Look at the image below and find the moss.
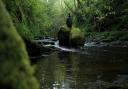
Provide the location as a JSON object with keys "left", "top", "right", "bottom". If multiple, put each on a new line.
{"left": 70, "top": 27, "right": 84, "bottom": 39}
{"left": 0, "top": 1, "right": 39, "bottom": 89}
{"left": 58, "top": 26, "right": 85, "bottom": 47}
{"left": 70, "top": 27, "right": 85, "bottom": 47}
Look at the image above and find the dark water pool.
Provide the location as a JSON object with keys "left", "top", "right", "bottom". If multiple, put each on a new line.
{"left": 35, "top": 47, "right": 128, "bottom": 89}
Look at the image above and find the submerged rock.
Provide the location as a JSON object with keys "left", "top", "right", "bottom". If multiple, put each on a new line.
{"left": 58, "top": 26, "right": 85, "bottom": 47}
{"left": 0, "top": 1, "right": 39, "bottom": 89}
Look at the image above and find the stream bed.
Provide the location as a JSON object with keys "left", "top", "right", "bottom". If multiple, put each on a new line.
{"left": 34, "top": 39, "right": 128, "bottom": 89}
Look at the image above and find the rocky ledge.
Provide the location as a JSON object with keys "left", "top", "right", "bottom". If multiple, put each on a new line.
{"left": 85, "top": 37, "right": 128, "bottom": 47}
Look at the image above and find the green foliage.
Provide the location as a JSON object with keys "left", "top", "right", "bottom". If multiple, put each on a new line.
{"left": 0, "top": 1, "right": 39, "bottom": 89}
{"left": 2, "top": 0, "right": 34, "bottom": 39}
{"left": 2, "top": 0, "right": 66, "bottom": 39}
{"left": 2, "top": 0, "right": 128, "bottom": 40}
{"left": 73, "top": 0, "right": 128, "bottom": 32}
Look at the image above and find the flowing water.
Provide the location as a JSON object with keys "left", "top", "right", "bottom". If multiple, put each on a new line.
{"left": 35, "top": 40, "right": 128, "bottom": 89}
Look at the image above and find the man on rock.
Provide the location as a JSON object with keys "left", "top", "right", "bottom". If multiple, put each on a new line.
{"left": 66, "top": 13, "right": 72, "bottom": 29}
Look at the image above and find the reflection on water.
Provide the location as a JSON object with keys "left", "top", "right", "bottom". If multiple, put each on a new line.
{"left": 35, "top": 47, "right": 128, "bottom": 89}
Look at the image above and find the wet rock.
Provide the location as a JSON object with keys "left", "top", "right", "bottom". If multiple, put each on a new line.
{"left": 37, "top": 41, "right": 42, "bottom": 45}
{"left": 109, "top": 41, "right": 128, "bottom": 47}
{"left": 101, "top": 39, "right": 113, "bottom": 42}
{"left": 70, "top": 37, "right": 85, "bottom": 47}
{"left": 24, "top": 38, "right": 43, "bottom": 57}
{"left": 70, "top": 27, "right": 85, "bottom": 47}
{"left": 24, "top": 38, "right": 53, "bottom": 59}
{"left": 51, "top": 38, "right": 58, "bottom": 41}
{"left": 43, "top": 41, "right": 55, "bottom": 45}
{"left": 85, "top": 35, "right": 128, "bottom": 47}
{"left": 107, "top": 86, "right": 123, "bottom": 89}
{"left": 58, "top": 26, "right": 70, "bottom": 46}
{"left": 34, "top": 36, "right": 45, "bottom": 40}
{"left": 58, "top": 26, "right": 85, "bottom": 47}
{"left": 34, "top": 38, "right": 56, "bottom": 46}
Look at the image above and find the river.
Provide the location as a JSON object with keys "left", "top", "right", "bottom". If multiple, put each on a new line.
{"left": 34, "top": 39, "right": 128, "bottom": 89}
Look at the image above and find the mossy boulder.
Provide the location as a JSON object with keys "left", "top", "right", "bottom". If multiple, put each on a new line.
{"left": 58, "top": 26, "right": 85, "bottom": 47}
{"left": 58, "top": 26, "right": 70, "bottom": 46}
{"left": 70, "top": 27, "right": 85, "bottom": 47}
{"left": 0, "top": 1, "right": 39, "bottom": 89}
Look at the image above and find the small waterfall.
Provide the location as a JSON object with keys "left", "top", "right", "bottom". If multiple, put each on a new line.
{"left": 54, "top": 41, "right": 78, "bottom": 52}
{"left": 34, "top": 38, "right": 79, "bottom": 52}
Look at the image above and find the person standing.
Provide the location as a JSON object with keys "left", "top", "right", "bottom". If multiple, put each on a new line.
{"left": 66, "top": 13, "right": 72, "bottom": 28}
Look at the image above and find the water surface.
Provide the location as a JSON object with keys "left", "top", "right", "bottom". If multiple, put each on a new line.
{"left": 35, "top": 46, "right": 128, "bottom": 89}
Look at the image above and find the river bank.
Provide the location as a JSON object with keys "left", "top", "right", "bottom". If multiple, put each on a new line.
{"left": 25, "top": 32, "right": 128, "bottom": 60}
{"left": 85, "top": 31, "right": 128, "bottom": 47}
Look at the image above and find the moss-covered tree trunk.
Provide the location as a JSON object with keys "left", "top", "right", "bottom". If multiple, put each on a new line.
{"left": 0, "top": 0, "right": 39, "bottom": 89}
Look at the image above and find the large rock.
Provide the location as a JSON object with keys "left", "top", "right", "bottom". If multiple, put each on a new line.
{"left": 70, "top": 27, "right": 85, "bottom": 47}
{"left": 58, "top": 26, "right": 70, "bottom": 46}
{"left": 0, "top": 1, "right": 39, "bottom": 89}
{"left": 58, "top": 26, "right": 85, "bottom": 47}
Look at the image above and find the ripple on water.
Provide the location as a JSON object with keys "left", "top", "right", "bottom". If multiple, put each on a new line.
{"left": 34, "top": 39, "right": 128, "bottom": 89}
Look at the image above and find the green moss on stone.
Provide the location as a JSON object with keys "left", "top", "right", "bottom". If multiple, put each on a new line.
{"left": 0, "top": 1, "right": 39, "bottom": 89}
{"left": 70, "top": 27, "right": 85, "bottom": 47}
{"left": 70, "top": 27, "right": 84, "bottom": 39}
{"left": 58, "top": 26, "right": 85, "bottom": 47}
